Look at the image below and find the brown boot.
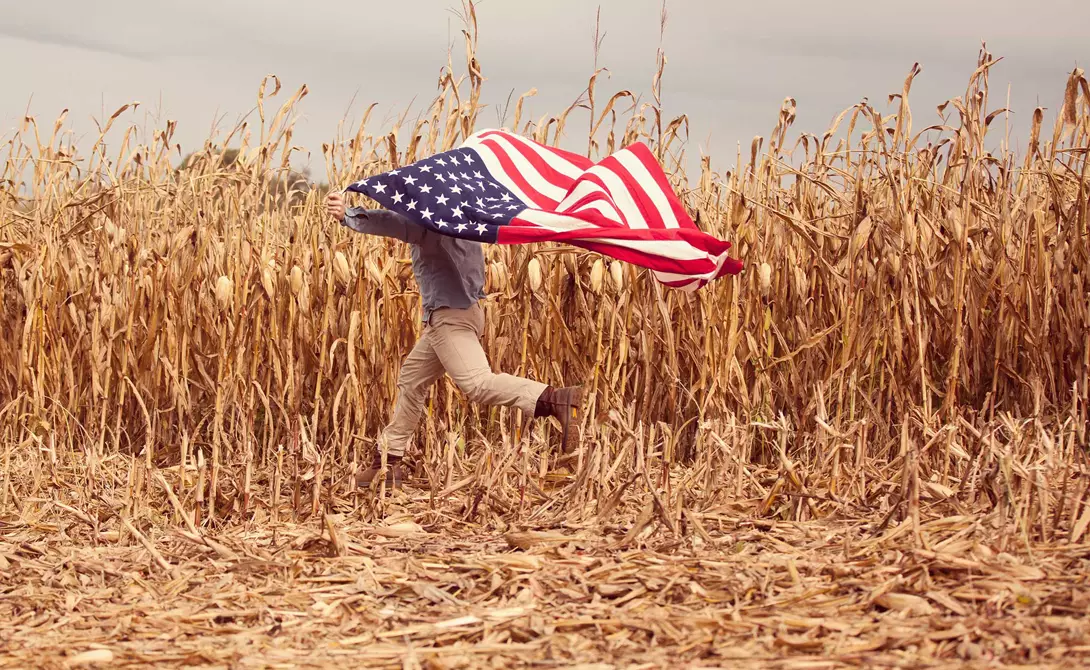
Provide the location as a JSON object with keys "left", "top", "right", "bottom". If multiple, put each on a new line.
{"left": 355, "top": 453, "right": 406, "bottom": 489}
{"left": 535, "top": 386, "right": 584, "bottom": 453}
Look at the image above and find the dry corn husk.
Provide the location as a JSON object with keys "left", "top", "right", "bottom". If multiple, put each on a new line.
{"left": 563, "top": 253, "right": 577, "bottom": 278}
{"left": 333, "top": 251, "right": 353, "bottom": 286}
{"left": 296, "top": 283, "right": 311, "bottom": 313}
{"left": 261, "top": 267, "right": 276, "bottom": 299}
{"left": 848, "top": 215, "right": 874, "bottom": 261}
{"left": 370, "top": 522, "right": 425, "bottom": 538}
{"left": 875, "top": 592, "right": 934, "bottom": 615}
{"left": 527, "top": 258, "right": 542, "bottom": 293}
{"left": 365, "top": 258, "right": 385, "bottom": 285}
{"left": 589, "top": 259, "right": 605, "bottom": 295}
{"left": 759, "top": 262, "right": 772, "bottom": 297}
{"left": 489, "top": 261, "right": 508, "bottom": 292}
{"left": 609, "top": 261, "right": 624, "bottom": 292}
{"left": 290, "top": 266, "right": 304, "bottom": 295}
{"left": 793, "top": 266, "right": 808, "bottom": 296}
{"left": 103, "top": 217, "right": 126, "bottom": 246}
{"left": 504, "top": 531, "right": 572, "bottom": 550}
{"left": 65, "top": 649, "right": 113, "bottom": 667}
{"left": 214, "top": 275, "right": 233, "bottom": 308}
{"left": 887, "top": 250, "right": 902, "bottom": 275}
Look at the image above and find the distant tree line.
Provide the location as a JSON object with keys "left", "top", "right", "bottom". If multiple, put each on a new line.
{"left": 176, "top": 148, "right": 331, "bottom": 208}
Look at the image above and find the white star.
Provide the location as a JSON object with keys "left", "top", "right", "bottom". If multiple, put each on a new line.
{"left": 459, "top": 202, "right": 470, "bottom": 211}
{"left": 436, "top": 194, "right": 449, "bottom": 205}
{"left": 464, "top": 182, "right": 475, "bottom": 192}
{"left": 407, "top": 200, "right": 417, "bottom": 210}
{"left": 389, "top": 169, "right": 400, "bottom": 175}
{"left": 473, "top": 171, "right": 483, "bottom": 179}
{"left": 452, "top": 208, "right": 464, "bottom": 219}
{"left": 476, "top": 197, "right": 486, "bottom": 208}
{"left": 436, "top": 219, "right": 449, "bottom": 228}
{"left": 460, "top": 173, "right": 470, "bottom": 180}
{"left": 448, "top": 172, "right": 458, "bottom": 181}
{"left": 487, "top": 197, "right": 498, "bottom": 202}
{"left": 477, "top": 181, "right": 486, "bottom": 190}
{"left": 420, "top": 165, "right": 432, "bottom": 173}
{"left": 436, "top": 174, "right": 446, "bottom": 183}
{"left": 501, "top": 193, "right": 512, "bottom": 202}
{"left": 455, "top": 223, "right": 468, "bottom": 232}
{"left": 436, "top": 158, "right": 447, "bottom": 167}
{"left": 404, "top": 175, "right": 417, "bottom": 185}
{"left": 420, "top": 207, "right": 433, "bottom": 220}
{"left": 392, "top": 192, "right": 404, "bottom": 203}
{"left": 507, "top": 205, "right": 519, "bottom": 210}
{"left": 450, "top": 155, "right": 460, "bottom": 166}
{"left": 374, "top": 183, "right": 387, "bottom": 193}
{"left": 463, "top": 153, "right": 475, "bottom": 164}
{"left": 420, "top": 184, "right": 433, "bottom": 194}
{"left": 475, "top": 224, "right": 488, "bottom": 235}
{"left": 451, "top": 185, "right": 463, "bottom": 194}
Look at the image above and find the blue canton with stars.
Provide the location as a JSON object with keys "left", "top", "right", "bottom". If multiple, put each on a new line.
{"left": 344, "top": 147, "right": 527, "bottom": 244}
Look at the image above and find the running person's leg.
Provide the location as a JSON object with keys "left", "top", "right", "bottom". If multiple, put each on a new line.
{"left": 428, "top": 304, "right": 583, "bottom": 452}
{"left": 356, "top": 331, "right": 444, "bottom": 486}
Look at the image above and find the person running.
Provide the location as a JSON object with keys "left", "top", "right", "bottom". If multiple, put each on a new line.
{"left": 326, "top": 191, "right": 583, "bottom": 488}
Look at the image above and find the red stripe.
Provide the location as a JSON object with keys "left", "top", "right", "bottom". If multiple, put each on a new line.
{"left": 598, "top": 154, "right": 669, "bottom": 230}
{"left": 572, "top": 172, "right": 638, "bottom": 227}
{"left": 629, "top": 142, "right": 695, "bottom": 230}
{"left": 481, "top": 130, "right": 593, "bottom": 171}
{"left": 500, "top": 231, "right": 718, "bottom": 277}
{"left": 500, "top": 211, "right": 737, "bottom": 250}
{"left": 559, "top": 190, "right": 627, "bottom": 228}
{"left": 540, "top": 144, "right": 595, "bottom": 170}
{"left": 478, "top": 132, "right": 577, "bottom": 191}
{"left": 478, "top": 139, "right": 559, "bottom": 209}
{"left": 717, "top": 257, "right": 745, "bottom": 275}
{"left": 571, "top": 240, "right": 718, "bottom": 276}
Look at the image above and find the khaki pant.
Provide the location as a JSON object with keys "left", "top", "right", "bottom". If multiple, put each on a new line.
{"left": 380, "top": 303, "right": 547, "bottom": 457}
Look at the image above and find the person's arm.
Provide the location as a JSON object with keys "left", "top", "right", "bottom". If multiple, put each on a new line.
{"left": 342, "top": 207, "right": 426, "bottom": 244}
{"left": 326, "top": 192, "right": 426, "bottom": 244}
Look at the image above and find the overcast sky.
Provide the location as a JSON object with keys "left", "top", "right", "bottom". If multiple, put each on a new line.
{"left": 2, "top": 0, "right": 1087, "bottom": 184}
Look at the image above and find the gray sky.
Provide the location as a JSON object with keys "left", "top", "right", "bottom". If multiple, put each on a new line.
{"left": 2, "top": 0, "right": 1087, "bottom": 184}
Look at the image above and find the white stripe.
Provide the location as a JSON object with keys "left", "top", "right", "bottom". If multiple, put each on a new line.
{"left": 556, "top": 180, "right": 605, "bottom": 210}
{"left": 583, "top": 164, "right": 648, "bottom": 229}
{"left": 556, "top": 181, "right": 625, "bottom": 224}
{"left": 574, "top": 236, "right": 712, "bottom": 262}
{"left": 613, "top": 149, "right": 680, "bottom": 229}
{"left": 462, "top": 146, "right": 537, "bottom": 207}
{"left": 516, "top": 209, "right": 598, "bottom": 232}
{"left": 464, "top": 135, "right": 567, "bottom": 203}
{"left": 651, "top": 272, "right": 702, "bottom": 291}
{"left": 515, "top": 214, "right": 714, "bottom": 264}
{"left": 479, "top": 130, "right": 584, "bottom": 179}
{"left": 651, "top": 250, "right": 734, "bottom": 283}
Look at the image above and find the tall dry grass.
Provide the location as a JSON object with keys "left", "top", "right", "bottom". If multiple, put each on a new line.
{"left": 1, "top": 9, "right": 1088, "bottom": 544}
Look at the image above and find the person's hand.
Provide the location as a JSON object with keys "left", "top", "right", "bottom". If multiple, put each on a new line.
{"left": 326, "top": 191, "right": 346, "bottom": 222}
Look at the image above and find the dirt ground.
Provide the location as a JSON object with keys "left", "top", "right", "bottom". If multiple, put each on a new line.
{"left": 2, "top": 488, "right": 1089, "bottom": 670}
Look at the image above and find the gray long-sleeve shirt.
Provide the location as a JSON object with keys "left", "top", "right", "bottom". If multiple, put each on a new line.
{"left": 342, "top": 207, "right": 486, "bottom": 323}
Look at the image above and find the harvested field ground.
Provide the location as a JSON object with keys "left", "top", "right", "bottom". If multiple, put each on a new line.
{"left": 3, "top": 479, "right": 1089, "bottom": 669}
{"left": 3, "top": 7, "right": 1090, "bottom": 669}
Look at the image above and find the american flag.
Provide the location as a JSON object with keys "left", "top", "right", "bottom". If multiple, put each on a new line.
{"left": 345, "top": 129, "right": 743, "bottom": 289}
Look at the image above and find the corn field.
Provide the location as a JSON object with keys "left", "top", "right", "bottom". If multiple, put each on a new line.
{"left": 1, "top": 10, "right": 1089, "bottom": 667}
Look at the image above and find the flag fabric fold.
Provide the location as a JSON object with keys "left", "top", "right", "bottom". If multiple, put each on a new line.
{"left": 345, "top": 129, "right": 743, "bottom": 290}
